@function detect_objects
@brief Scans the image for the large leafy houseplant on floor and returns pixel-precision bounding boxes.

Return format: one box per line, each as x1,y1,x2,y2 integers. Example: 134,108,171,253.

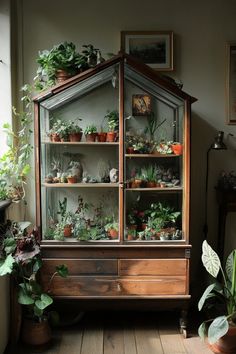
198,240,236,353
0,221,68,346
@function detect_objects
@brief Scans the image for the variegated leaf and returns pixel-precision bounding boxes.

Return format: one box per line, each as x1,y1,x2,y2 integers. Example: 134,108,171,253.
202,240,220,278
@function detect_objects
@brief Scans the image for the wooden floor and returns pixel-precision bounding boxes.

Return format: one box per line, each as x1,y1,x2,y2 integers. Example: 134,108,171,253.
8,311,212,354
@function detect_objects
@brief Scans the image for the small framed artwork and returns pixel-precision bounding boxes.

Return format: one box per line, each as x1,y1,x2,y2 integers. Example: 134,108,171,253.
226,42,236,124
132,94,151,116
121,31,174,71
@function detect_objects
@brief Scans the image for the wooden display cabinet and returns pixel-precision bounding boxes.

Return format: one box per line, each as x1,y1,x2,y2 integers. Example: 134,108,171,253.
34,53,196,335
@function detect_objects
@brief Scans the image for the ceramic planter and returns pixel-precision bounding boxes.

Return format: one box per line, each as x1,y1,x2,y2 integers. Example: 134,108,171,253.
146,181,156,188
64,225,72,237
171,143,183,155
67,176,77,184
50,133,60,142
55,69,71,83
126,147,135,154
69,132,82,142
108,229,118,239
207,325,236,354
21,318,51,346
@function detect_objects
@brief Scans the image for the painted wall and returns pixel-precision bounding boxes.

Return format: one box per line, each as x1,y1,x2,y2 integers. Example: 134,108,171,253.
0,1,11,352
17,0,236,298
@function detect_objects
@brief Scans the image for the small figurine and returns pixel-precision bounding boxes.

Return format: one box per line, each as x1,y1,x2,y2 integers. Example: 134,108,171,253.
109,168,119,183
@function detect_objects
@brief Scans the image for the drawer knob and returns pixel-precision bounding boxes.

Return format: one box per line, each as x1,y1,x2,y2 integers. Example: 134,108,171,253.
117,282,122,292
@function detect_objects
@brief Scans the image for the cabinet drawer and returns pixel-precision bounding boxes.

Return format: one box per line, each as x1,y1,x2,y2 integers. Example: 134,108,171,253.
48,276,187,297
119,259,187,276
42,259,118,275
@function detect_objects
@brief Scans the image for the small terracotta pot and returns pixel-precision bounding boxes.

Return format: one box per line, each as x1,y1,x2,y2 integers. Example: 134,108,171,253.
85,133,97,142
51,133,60,142
109,229,118,239
67,176,77,184
133,179,142,188
97,132,107,142
126,147,135,154
207,325,236,354
146,181,156,188
69,132,82,142
64,225,72,237
106,132,117,142
127,234,135,241
171,144,183,155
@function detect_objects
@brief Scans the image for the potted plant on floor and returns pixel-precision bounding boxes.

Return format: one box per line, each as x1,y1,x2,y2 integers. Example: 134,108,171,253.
0,221,68,346
198,240,236,353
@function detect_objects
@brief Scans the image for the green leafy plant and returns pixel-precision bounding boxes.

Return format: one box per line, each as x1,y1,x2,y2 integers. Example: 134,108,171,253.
105,110,119,132
0,221,68,322
0,86,33,202
198,241,236,344
67,119,83,134
141,165,157,182
144,112,166,141
146,202,180,231
84,124,97,135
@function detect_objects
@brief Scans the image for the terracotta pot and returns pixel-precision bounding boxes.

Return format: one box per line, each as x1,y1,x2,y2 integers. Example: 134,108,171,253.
55,69,71,83
171,143,183,155
64,225,72,237
97,132,107,142
133,179,142,188
51,133,60,142
127,234,135,240
21,318,51,346
85,133,97,142
109,229,118,239
126,147,135,154
146,181,156,188
207,325,236,354
67,176,77,184
106,132,117,142
69,132,82,142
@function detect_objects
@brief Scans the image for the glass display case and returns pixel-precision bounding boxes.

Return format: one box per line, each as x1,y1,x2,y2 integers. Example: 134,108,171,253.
34,53,196,330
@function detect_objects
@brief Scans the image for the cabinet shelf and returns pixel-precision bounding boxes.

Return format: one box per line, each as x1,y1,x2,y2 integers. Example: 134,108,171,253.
42,183,119,188
125,153,179,158
126,187,182,192
42,141,119,146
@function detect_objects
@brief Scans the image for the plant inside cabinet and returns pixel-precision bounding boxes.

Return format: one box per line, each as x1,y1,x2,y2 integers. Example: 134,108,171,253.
34,52,196,336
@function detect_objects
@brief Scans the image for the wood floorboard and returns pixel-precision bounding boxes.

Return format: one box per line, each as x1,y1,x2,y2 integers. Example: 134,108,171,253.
5,311,213,354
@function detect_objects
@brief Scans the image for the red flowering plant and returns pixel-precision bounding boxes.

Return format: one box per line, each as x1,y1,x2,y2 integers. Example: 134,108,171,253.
0,220,68,322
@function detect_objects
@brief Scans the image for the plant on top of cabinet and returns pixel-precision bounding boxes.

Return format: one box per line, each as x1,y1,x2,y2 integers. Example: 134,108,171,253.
84,124,97,142
105,110,119,142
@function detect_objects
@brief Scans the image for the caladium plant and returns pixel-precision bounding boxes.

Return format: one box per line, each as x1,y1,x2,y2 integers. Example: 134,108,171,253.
198,240,236,344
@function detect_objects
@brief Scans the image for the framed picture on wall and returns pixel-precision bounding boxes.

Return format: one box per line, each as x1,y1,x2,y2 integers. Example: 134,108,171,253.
132,94,152,116
226,42,236,124
120,31,174,71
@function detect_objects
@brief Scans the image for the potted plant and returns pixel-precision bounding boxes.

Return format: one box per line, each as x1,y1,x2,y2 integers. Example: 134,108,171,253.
0,221,68,346
67,119,83,142
104,218,119,239
126,228,137,241
84,124,97,142
141,165,157,188
198,241,236,353
36,41,81,86
105,110,119,142
47,119,62,142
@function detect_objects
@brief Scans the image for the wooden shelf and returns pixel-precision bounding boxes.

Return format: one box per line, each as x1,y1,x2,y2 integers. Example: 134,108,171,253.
126,187,182,192
125,153,179,158
42,141,119,146
42,182,119,188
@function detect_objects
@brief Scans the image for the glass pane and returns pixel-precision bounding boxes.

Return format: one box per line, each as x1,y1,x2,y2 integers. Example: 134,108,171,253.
39,64,120,242
124,64,184,242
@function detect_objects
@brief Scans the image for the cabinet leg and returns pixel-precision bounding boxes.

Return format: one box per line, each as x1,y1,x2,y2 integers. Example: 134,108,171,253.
179,309,188,338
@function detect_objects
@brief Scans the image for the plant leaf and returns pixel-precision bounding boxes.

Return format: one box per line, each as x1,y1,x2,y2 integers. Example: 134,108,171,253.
3,238,16,254
198,322,207,340
18,288,34,305
225,250,235,281
208,316,229,344
202,240,221,278
0,254,15,275
33,258,42,273
35,293,53,310
198,283,216,311
56,264,68,278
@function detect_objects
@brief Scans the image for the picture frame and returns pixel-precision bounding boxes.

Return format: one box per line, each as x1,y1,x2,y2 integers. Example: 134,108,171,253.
226,42,236,124
132,94,152,116
121,31,174,71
